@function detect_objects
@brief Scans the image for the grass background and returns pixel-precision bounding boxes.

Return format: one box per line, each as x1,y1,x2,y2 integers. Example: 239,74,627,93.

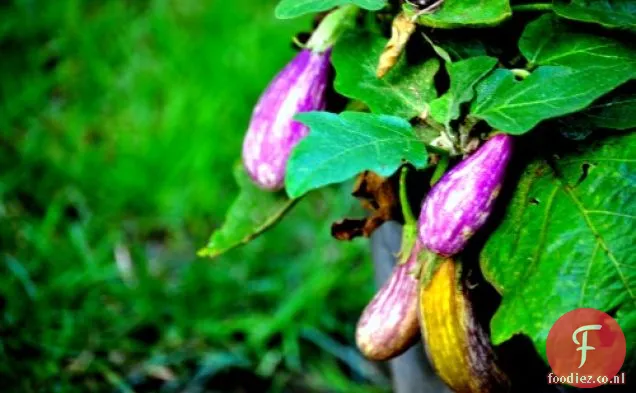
0,1,387,391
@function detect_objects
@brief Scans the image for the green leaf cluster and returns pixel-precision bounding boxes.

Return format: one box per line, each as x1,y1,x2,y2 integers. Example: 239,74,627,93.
470,15,636,133
210,0,636,378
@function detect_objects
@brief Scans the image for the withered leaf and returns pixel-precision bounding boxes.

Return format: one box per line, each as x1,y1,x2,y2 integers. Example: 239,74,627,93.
332,168,431,241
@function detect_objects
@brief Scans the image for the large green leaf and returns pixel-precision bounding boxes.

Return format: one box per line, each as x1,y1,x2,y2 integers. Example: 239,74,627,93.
481,132,636,363
470,15,636,134
275,0,385,19
285,112,428,198
567,90,636,131
554,0,636,31
412,0,512,28
429,56,497,127
519,14,636,68
198,166,296,258
332,29,440,119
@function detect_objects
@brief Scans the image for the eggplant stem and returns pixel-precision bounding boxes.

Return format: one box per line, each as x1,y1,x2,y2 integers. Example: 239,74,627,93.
306,4,358,52
420,250,445,286
399,166,417,226
396,166,419,264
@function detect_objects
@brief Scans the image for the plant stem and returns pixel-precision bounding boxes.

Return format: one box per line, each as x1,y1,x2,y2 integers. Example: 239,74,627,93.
397,166,419,264
399,166,417,227
306,5,358,52
512,3,553,12
419,249,443,287
424,117,447,135
511,68,531,79
430,154,449,186
458,116,480,152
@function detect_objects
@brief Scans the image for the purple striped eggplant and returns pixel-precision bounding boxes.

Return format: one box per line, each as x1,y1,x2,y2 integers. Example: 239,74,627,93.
356,240,422,360
242,49,331,190
418,134,514,256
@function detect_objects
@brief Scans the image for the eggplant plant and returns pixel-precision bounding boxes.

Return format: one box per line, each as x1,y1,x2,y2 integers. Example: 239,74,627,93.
201,1,635,392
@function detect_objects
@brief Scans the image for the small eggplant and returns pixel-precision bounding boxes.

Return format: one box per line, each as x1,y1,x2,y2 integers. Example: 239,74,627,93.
242,49,331,190
419,259,510,393
418,134,513,256
356,240,422,360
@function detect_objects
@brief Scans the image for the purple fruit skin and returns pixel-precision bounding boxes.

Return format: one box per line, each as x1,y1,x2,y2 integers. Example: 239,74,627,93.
356,240,421,360
242,49,331,190
418,134,514,256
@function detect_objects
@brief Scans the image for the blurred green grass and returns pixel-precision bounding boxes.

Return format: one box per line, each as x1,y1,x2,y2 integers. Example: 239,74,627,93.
0,1,386,391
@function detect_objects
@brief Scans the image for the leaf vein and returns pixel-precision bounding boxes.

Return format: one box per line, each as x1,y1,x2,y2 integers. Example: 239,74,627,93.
579,243,600,308
561,185,636,305
584,210,635,219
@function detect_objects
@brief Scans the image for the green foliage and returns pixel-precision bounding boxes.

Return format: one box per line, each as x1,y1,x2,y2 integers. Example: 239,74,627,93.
554,0,636,30
198,166,297,259
470,15,636,134
429,56,498,128
519,14,635,69
5,0,636,390
275,0,386,19
332,29,440,118
286,112,428,198
412,0,512,28
567,89,636,131
0,1,383,392
427,36,489,62
481,132,636,362
278,2,636,379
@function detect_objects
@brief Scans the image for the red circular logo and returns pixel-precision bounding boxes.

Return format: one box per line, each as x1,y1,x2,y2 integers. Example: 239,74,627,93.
546,308,626,388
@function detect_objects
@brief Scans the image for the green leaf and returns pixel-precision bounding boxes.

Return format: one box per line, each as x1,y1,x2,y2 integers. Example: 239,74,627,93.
429,56,497,127
470,67,578,133
567,89,636,130
275,0,385,19
332,29,440,119
470,15,636,134
481,132,636,364
198,166,296,258
285,112,428,198
519,14,636,68
554,0,636,31
413,0,512,28
431,37,489,62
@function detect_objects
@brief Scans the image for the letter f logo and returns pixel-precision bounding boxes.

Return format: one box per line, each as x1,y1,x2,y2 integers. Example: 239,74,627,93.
547,309,626,388
572,324,602,368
